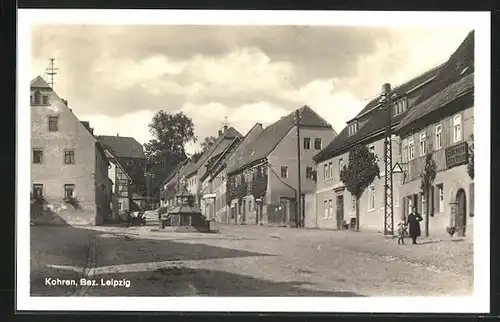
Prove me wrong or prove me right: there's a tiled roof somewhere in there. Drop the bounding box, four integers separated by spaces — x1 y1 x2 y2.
97 135 145 159
225 123 264 175
227 105 333 175
396 31 474 132
184 127 243 177
313 64 446 163
30 76 52 89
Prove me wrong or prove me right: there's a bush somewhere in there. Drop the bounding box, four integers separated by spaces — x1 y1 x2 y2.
63 196 81 210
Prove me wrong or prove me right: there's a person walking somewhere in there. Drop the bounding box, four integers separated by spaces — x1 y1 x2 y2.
407 206 423 244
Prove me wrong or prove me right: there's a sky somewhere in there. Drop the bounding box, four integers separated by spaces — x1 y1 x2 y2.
31 25 471 155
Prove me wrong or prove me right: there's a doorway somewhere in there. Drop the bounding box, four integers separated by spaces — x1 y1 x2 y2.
455 188 467 236
336 195 344 229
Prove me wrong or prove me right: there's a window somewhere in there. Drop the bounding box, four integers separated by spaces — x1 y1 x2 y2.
324 200 329 218
248 200 252 212
419 132 427 156
64 150 75 164
303 138 311 150
401 138 408 163
314 138 322 150
33 149 43 164
306 166 313 179
368 185 375 210
435 124 442 150
408 137 415 160
33 183 43 197
280 166 288 178
338 158 344 178
323 164 328 180
328 162 333 179
42 95 49 105
393 97 407 116
48 116 59 132
453 114 462 142
329 199 333 217
64 184 75 198
436 183 444 213
33 91 42 105
348 122 358 136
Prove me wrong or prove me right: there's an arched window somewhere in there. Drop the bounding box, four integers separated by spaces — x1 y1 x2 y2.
453 114 462 143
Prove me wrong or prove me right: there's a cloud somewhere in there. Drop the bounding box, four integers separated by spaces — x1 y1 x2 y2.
30 25 471 153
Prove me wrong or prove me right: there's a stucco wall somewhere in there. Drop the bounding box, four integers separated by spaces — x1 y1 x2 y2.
31 88 102 225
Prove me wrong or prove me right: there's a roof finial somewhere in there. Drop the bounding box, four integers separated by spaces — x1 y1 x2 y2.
44 58 58 90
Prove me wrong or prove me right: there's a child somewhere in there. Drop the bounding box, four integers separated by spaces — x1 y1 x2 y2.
397 222 407 245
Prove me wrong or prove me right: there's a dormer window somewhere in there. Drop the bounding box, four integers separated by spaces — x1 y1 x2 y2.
347 122 358 136
393 97 407 116
33 90 42 105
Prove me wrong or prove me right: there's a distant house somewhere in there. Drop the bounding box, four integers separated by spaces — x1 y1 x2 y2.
183 126 243 213
31 76 109 225
395 31 474 238
312 62 445 232
98 135 146 211
199 129 247 222
105 150 132 220
226 105 336 227
159 159 189 209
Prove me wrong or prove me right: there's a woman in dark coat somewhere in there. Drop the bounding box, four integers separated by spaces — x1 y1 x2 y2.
407 207 423 244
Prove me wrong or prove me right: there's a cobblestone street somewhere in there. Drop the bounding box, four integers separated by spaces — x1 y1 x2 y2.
31 224 473 297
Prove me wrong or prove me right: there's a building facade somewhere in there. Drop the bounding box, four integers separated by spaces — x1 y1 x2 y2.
396 31 474 238
31 76 109 225
312 63 445 232
226 105 337 227
98 135 146 211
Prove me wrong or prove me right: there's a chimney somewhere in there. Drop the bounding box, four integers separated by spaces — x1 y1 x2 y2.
218 130 223 136
223 125 228 132
62 99 68 107
117 133 119 137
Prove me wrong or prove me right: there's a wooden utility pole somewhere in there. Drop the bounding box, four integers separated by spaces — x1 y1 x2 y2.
295 109 302 228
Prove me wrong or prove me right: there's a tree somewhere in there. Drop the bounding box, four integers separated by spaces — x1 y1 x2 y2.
420 153 437 237
468 134 474 180
340 144 380 231
190 136 217 163
144 111 197 187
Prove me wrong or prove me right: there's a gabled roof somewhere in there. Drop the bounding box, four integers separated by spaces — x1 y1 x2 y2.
97 135 145 159
225 123 264 175
396 31 474 133
200 136 242 182
184 127 243 177
313 63 446 163
227 105 333 175
160 159 188 188
30 76 52 89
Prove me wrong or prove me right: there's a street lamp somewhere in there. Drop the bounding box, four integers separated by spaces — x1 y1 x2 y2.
380 83 396 236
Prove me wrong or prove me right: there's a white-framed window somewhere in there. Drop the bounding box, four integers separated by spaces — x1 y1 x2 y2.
33 148 43 164
314 138 322 150
33 183 44 198
393 97 407 116
436 183 444 213
64 184 75 198
303 137 311 150
324 200 329 218
401 138 408 163
408 137 415 160
419 132 427 156
323 164 328 180
453 114 462 142
281 166 288 178
348 122 358 136
329 199 333 217
368 185 375 210
435 124 442 150
328 162 333 179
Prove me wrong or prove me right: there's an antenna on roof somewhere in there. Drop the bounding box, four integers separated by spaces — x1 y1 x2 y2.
44 58 59 90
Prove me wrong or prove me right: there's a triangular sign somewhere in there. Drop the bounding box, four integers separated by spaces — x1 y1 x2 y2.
392 162 404 174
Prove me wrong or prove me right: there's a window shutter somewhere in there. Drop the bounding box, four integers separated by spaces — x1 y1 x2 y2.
469 182 474 216
430 185 435 216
